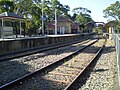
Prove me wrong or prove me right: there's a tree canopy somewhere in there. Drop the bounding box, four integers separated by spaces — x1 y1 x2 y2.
0 0 93 33
0 0 14 13
103 1 120 21
72 7 93 24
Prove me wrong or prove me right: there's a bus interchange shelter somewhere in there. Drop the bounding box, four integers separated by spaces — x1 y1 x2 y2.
0 12 25 38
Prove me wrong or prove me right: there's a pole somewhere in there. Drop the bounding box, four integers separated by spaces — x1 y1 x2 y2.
42 0 44 35
20 21 21 37
55 9 57 35
2 18 4 39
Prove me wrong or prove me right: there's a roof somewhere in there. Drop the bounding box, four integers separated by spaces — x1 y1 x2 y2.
72 22 80 29
47 16 72 28
105 20 117 27
57 16 72 22
0 12 24 19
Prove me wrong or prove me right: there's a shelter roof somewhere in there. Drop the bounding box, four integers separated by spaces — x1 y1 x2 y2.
105 20 117 27
0 12 24 19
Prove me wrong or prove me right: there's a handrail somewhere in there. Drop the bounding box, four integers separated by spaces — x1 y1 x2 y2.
112 30 120 88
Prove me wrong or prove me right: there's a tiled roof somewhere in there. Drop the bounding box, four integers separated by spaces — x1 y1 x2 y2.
0 12 24 19
47 16 72 28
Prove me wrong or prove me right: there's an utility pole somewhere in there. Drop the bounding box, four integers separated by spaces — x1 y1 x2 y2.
42 0 44 35
55 9 57 35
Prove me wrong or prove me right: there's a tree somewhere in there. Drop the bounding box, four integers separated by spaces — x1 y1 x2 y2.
103 1 120 32
0 0 94 35
0 0 14 13
62 5 70 16
72 7 91 14
72 7 93 24
75 13 92 24
14 0 33 16
50 0 70 19
103 1 120 21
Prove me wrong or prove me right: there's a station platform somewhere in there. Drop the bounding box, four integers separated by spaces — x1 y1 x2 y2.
0 34 89 41
0 33 95 56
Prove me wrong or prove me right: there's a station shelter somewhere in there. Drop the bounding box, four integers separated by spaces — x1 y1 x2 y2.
104 20 117 39
0 12 25 38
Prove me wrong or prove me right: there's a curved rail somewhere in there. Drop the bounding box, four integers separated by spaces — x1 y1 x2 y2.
0 38 89 61
64 39 106 90
0 39 98 90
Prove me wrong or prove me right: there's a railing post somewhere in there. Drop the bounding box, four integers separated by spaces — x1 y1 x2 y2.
116 35 120 87
112 28 120 87
118 38 120 86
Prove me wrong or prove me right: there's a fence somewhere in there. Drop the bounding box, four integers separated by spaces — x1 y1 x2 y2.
112 29 120 87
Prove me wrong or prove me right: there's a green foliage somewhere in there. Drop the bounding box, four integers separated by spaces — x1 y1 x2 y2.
103 1 120 33
0 0 14 13
72 7 93 24
72 7 91 14
51 0 70 17
0 0 93 35
14 0 33 16
103 1 120 21
94 27 102 34
76 13 92 24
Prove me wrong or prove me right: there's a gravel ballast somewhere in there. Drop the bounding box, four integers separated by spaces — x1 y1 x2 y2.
1 38 117 90
7 39 104 90
79 39 117 90
0 39 93 86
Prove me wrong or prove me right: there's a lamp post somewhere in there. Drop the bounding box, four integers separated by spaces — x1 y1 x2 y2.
42 0 44 35
2 18 4 39
55 8 57 35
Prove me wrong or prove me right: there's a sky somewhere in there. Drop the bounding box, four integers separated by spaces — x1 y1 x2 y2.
59 0 118 23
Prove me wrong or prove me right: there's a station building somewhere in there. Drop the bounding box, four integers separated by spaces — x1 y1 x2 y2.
0 12 25 38
46 16 72 34
46 16 82 35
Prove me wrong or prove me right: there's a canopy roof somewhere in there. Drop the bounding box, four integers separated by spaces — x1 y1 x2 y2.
105 20 117 27
0 12 24 20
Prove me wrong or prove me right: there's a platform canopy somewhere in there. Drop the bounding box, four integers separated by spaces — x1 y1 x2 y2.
0 12 25 38
0 12 24 20
105 20 117 28
104 20 118 34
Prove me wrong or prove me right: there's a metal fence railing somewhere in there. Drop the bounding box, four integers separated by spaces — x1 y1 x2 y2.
112 29 120 87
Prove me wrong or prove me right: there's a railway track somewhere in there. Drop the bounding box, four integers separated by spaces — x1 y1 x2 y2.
0 39 106 90
0 38 95 87
64 40 106 90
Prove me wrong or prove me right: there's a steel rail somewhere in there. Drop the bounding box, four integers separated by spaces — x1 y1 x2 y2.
64 39 106 90
0 38 89 61
0 39 98 90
